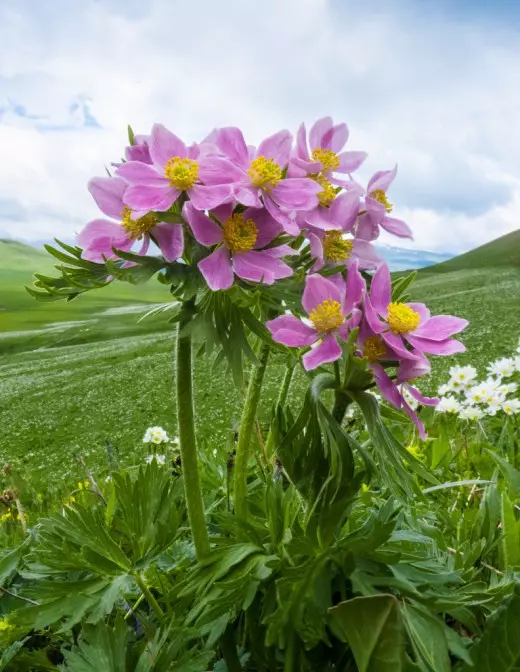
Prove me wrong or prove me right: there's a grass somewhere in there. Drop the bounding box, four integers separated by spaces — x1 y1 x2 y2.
1 234 519 479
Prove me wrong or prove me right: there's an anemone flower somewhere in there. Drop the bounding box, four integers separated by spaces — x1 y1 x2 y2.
266 266 364 370
355 166 413 241
77 176 183 262
207 127 321 235
115 123 234 213
307 229 382 272
184 202 295 291
288 116 367 187
363 263 468 360
125 134 152 164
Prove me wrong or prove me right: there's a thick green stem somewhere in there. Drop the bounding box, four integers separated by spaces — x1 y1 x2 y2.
176 315 210 559
234 342 270 519
220 624 242 672
265 362 295 460
332 391 350 424
134 573 164 620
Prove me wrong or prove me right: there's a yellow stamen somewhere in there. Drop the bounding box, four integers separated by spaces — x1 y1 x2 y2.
164 157 199 190
247 156 282 190
323 231 353 263
387 302 420 334
369 189 393 213
309 299 345 333
222 213 258 253
311 175 337 207
363 335 387 361
121 207 157 239
311 148 340 171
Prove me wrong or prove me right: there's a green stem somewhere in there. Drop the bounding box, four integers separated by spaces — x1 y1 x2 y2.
283 633 296 672
176 312 210 559
332 391 350 424
265 362 296 460
133 573 164 620
220 624 242 672
234 342 270 519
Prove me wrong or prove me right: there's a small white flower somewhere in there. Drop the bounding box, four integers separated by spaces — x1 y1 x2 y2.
447 379 469 393
459 405 483 421
449 365 477 384
437 383 451 396
515 355 520 372
145 454 167 465
143 426 169 445
170 436 180 447
488 358 517 379
486 402 503 416
105 475 112 483
499 383 518 395
466 379 501 405
501 399 520 415
435 396 461 414
212 448 218 457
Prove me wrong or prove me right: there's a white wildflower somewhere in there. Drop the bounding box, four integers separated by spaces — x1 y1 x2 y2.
143 426 169 445
145 454 167 465
435 396 461 414
459 405 483 421
498 383 518 395
501 399 520 415
437 383 452 396
449 365 477 384
487 358 517 379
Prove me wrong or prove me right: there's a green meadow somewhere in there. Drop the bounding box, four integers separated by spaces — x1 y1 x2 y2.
1 233 519 479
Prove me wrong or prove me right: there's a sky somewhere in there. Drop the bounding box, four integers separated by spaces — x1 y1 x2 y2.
0 0 519 254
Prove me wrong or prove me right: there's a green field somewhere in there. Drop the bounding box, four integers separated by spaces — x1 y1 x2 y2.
1 233 519 478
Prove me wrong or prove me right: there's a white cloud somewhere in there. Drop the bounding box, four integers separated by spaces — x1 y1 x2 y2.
0 0 519 252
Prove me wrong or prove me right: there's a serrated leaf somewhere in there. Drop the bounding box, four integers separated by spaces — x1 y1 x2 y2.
0 638 29 672
0 538 31 587
329 595 404 672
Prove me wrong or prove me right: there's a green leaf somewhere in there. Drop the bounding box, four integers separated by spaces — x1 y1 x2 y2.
0 638 29 672
61 617 130 672
127 124 135 146
462 588 520 671
329 595 404 672
487 450 520 501
499 492 520 570
403 604 451 672
0 538 30 587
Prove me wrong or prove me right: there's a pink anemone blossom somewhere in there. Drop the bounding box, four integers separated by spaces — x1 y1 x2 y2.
307 228 382 272
355 166 413 241
364 263 468 361
183 202 295 291
267 267 364 370
289 116 367 187
207 127 321 235
125 134 152 164
115 123 235 214
77 176 183 263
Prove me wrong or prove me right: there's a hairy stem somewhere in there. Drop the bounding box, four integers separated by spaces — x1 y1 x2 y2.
234 342 270 519
133 573 164 620
176 312 210 559
265 361 296 460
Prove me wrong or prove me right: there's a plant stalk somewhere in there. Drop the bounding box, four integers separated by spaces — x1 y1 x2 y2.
332 391 350 424
234 342 270 519
133 573 164 619
265 362 296 460
220 624 242 672
176 313 211 559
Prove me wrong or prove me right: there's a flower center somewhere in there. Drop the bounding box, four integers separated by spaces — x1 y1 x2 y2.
309 299 345 333
164 157 199 190
311 175 337 207
386 302 420 334
323 231 353 263
369 189 393 213
121 207 157 239
363 335 387 361
311 148 340 172
247 156 282 191
222 213 258 253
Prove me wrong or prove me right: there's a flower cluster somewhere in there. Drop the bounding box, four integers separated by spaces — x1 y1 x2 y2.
434 340 520 420
77 117 469 436
143 426 171 445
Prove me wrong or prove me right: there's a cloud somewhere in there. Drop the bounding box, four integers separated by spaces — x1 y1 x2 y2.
0 0 519 253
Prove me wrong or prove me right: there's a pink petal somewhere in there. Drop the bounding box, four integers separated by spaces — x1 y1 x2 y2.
264 195 301 235
406 335 466 355
257 130 292 166
304 207 340 231
351 239 383 271
77 219 133 262
88 177 126 219
407 303 431 324
149 123 186 170
363 294 387 334
295 122 310 161
404 383 438 406
372 363 402 408
309 117 333 150
322 122 349 153
267 244 298 258
211 203 235 223
124 184 178 212
365 196 386 224
336 151 367 173
271 178 320 210
329 191 361 231
302 333 342 371
232 253 275 284
247 208 283 248
234 183 262 208
198 246 234 291
401 398 427 440
267 315 317 347
242 250 293 280
380 216 413 239
355 212 379 242
382 331 419 360
302 273 342 314
367 166 398 193
183 203 223 246
308 231 324 265
215 127 249 168
189 184 233 211
345 260 365 315
290 157 322 174
116 161 166 187
198 157 246 185
413 315 469 341
152 222 184 261
397 353 431 382
125 138 152 164
369 263 392 314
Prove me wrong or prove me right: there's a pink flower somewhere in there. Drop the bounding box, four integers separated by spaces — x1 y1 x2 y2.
115 123 235 214
266 267 363 371
183 202 295 291
209 127 321 235
125 134 152 164
364 263 468 360
76 176 183 263
289 116 367 187
355 166 413 241
307 228 382 272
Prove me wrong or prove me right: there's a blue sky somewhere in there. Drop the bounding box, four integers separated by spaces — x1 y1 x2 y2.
0 0 519 253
